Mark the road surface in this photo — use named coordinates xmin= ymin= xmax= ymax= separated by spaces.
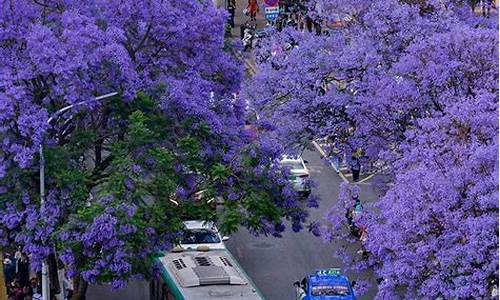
xmin=225 ymin=149 xmax=378 ymax=300
xmin=87 ymin=148 xmax=378 ymax=299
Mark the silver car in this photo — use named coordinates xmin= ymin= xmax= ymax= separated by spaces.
xmin=280 ymin=156 xmax=311 ymax=197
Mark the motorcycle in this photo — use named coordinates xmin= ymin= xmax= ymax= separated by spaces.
xmin=346 ymin=197 xmax=363 ymax=237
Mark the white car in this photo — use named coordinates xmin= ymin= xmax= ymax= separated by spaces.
xmin=179 ymin=220 xmax=229 ymax=250
xmin=280 ymin=155 xmax=311 ymax=196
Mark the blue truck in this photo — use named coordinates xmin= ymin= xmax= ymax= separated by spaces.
xmin=294 ymin=269 xmax=356 ymax=300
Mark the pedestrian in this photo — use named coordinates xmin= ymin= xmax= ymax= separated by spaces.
xmin=305 ymin=16 xmax=313 ymax=32
xmin=345 ymin=208 xmax=353 ymax=226
xmin=22 ymin=284 xmax=33 ymax=300
xmin=31 ymin=277 xmax=42 ymax=300
xmin=351 ymin=156 xmax=361 ymax=182
xmin=9 ymin=278 xmax=24 ymax=300
xmin=481 ymin=0 xmax=489 ymax=16
xmin=240 ymin=21 xmax=248 ymax=40
xmin=352 ymin=195 xmax=362 ymax=217
xmin=247 ymin=0 xmax=259 ymax=21
xmin=315 ymin=22 xmax=322 ymax=35
xmin=227 ymin=0 xmax=236 ymax=28
xmin=4 ymin=253 xmax=15 ymax=284
xmin=29 ymin=278 xmax=40 ymax=296
xmin=17 ymin=253 xmax=30 ymax=288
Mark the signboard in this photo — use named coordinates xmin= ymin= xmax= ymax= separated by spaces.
xmin=264 ymin=5 xmax=279 ymax=21
xmin=263 ymin=0 xmax=279 ymax=6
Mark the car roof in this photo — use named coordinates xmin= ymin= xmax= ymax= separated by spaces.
xmin=280 ymin=155 xmax=304 ymax=162
xmin=309 ymin=274 xmax=350 ymax=286
xmin=183 ymin=220 xmax=215 ymax=230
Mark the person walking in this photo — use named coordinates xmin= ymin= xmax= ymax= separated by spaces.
xmin=240 ymin=21 xmax=248 ymax=40
xmin=227 ymin=0 xmax=236 ymax=27
xmin=4 ymin=253 xmax=15 ymax=284
xmin=351 ymin=155 xmax=361 ymax=182
xmin=247 ymin=0 xmax=259 ymax=21
xmin=17 ymin=253 xmax=29 ymax=288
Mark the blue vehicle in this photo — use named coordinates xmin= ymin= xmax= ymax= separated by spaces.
xmin=294 ymin=268 xmax=356 ymax=300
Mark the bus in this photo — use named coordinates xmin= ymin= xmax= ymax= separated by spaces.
xmin=150 ymin=247 xmax=265 ymax=300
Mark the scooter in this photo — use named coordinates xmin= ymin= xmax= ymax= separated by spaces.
xmin=346 ymin=198 xmax=363 ymax=237
xmin=242 ymin=26 xmax=255 ymax=52
xmin=293 ymin=280 xmax=307 ymax=300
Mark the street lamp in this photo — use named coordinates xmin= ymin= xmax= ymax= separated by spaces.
xmin=39 ymin=92 xmax=118 ymax=300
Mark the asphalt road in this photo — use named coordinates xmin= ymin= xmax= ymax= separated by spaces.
xmin=86 ymin=148 xmax=378 ymax=300
xmin=225 ymin=149 xmax=378 ymax=300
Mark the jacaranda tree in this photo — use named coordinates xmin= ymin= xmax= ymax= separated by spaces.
xmin=244 ymin=0 xmax=498 ymax=298
xmin=0 ymin=0 xmax=315 ymax=298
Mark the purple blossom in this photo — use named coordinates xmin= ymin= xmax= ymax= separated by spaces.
xmin=21 ymin=192 xmax=30 ymax=204
xmin=82 ymin=269 xmax=100 ymax=284
xmin=0 ymin=0 xmax=318 ymax=292
xmin=118 ymin=224 xmax=137 ymax=235
xmin=123 ymin=177 xmax=135 ymax=191
xmin=98 ymin=195 xmax=115 ymax=206
xmin=59 ymin=249 xmax=75 ymax=266
xmin=111 ymin=279 xmax=127 ymax=290
xmin=119 ymin=204 xmax=137 ymax=218
xmin=292 ymin=222 xmax=303 ymax=233
xmin=131 ymin=164 xmax=142 ymax=175
xmin=2 ymin=208 xmax=22 ymax=229
xmin=227 ymin=192 xmax=239 ymax=201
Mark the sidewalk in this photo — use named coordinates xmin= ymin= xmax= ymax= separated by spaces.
xmin=228 ymin=0 xmax=267 ymax=76
xmin=230 ymin=0 xmax=267 ymax=38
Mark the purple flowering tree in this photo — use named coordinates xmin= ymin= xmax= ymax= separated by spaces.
xmin=0 ymin=1 xmax=315 ymax=299
xmin=245 ymin=0 xmax=498 ymax=298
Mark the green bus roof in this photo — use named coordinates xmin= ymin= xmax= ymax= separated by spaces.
xmin=155 ymin=248 xmax=265 ymax=300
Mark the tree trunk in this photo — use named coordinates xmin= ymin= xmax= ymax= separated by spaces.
xmin=71 ymin=274 xmax=88 ymax=300
xmin=0 ymin=251 xmax=7 ymax=300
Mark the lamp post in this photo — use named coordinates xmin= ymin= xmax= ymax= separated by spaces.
xmin=39 ymin=92 xmax=118 ymax=300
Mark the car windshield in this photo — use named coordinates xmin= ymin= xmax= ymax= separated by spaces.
xmin=281 ymin=160 xmax=303 ymax=170
xmin=181 ymin=229 xmax=221 ymax=244
xmin=311 ymin=285 xmax=350 ymax=296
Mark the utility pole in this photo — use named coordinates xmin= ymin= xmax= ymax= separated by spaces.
xmin=39 ymin=92 xmax=118 ymax=300
xmin=0 ymin=251 xmax=6 ymax=300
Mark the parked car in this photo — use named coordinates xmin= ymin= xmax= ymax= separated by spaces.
xmin=294 ymin=268 xmax=356 ymax=300
xmin=280 ymin=155 xmax=311 ymax=197
xmin=179 ymin=220 xmax=229 ymax=250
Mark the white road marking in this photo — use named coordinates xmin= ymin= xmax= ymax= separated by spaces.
xmin=312 ymin=141 xmax=349 ymax=183
xmin=358 ymin=173 xmax=375 ymax=183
